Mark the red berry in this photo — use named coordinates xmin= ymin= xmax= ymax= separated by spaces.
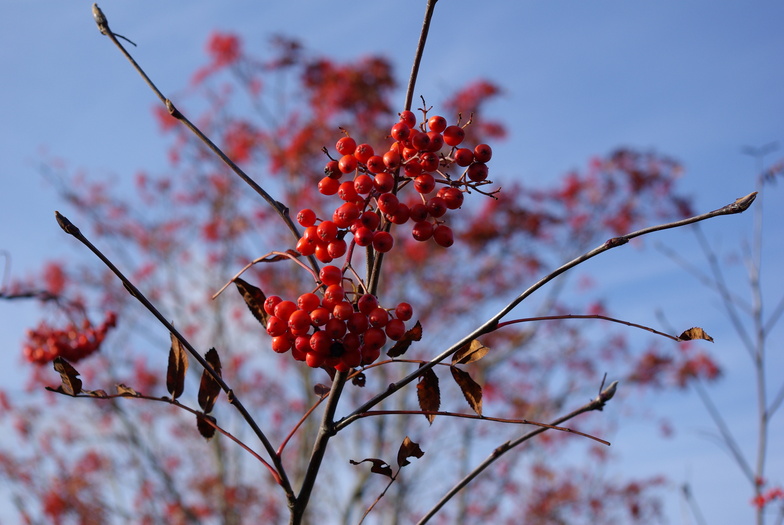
xmin=467 ymin=162 xmax=489 ymax=182
xmin=385 ymin=319 xmax=406 ymax=341
xmin=437 ymin=186 xmax=464 ymax=209
xmin=354 ymin=143 xmax=374 ymax=163
xmin=409 ymin=202 xmax=428 ymax=222
xmin=443 ymin=125 xmax=465 ymax=146
xmin=426 ymin=131 xmax=444 ymax=152
xmin=297 ymin=293 xmax=321 ymax=313
xmin=347 ymin=312 xmax=370 ymax=334
xmin=325 ymin=318 xmax=347 ymax=339
xmin=310 ymin=307 xmax=330 ymax=327
xmin=266 ymin=316 xmax=287 ymax=337
xmin=333 ymin=202 xmax=361 ymax=228
xmin=324 ymin=160 xmax=341 ymax=179
xmin=374 ymin=172 xmax=395 ymax=193
xmin=354 ymin=226 xmax=374 ymax=247
xmin=426 ymin=196 xmax=448 ymax=218
xmin=428 ymin=115 xmax=447 ymax=133
xmin=357 ymin=294 xmax=379 ymax=315
xmin=399 ymin=110 xmax=417 ymax=128
xmin=433 ymin=224 xmax=454 ymax=247
xmin=336 ymin=136 xmax=357 ymax=156
xmin=377 ymin=193 xmax=399 ymax=215
xmin=338 ymin=154 xmax=358 ymax=174
xmin=368 ymin=307 xmax=389 ymax=327
xmin=382 ymin=150 xmax=401 ymax=169
xmin=288 ymin=309 xmax=312 ymax=334
xmin=271 ymin=335 xmax=292 ymax=353
xmin=264 ymin=295 xmax=283 ymax=316
xmin=363 ymin=327 xmax=387 ymax=351
xmin=332 ymin=301 xmax=354 ymax=321
xmin=317 ymin=220 xmax=338 ymax=242
xmin=361 ymin=346 xmax=381 ymax=366
xmin=296 ymin=236 xmax=317 ymax=256
xmin=319 ymin=265 xmax=342 ymax=286
xmin=366 ymin=155 xmax=385 ymax=174
xmin=473 ymin=144 xmax=492 ymax=163
xmin=390 ymin=122 xmax=411 ymax=141
xmin=274 ymin=300 xmax=298 ymax=322
xmin=297 ymin=208 xmax=317 ymax=227
xmin=414 ymin=173 xmax=436 ymax=194
xmin=318 ymin=176 xmax=340 ymax=196
xmin=372 ymin=231 xmax=394 ymax=253
xmin=394 ymin=302 xmax=413 ymax=321
xmin=337 ymin=181 xmax=360 ymax=203
xmin=324 ymin=284 xmax=345 ymax=305
xmin=411 ymin=220 xmax=434 ymax=241
xmin=410 ymin=130 xmax=430 ymax=151
xmin=310 ymin=331 xmax=332 ymax=355
xmin=354 ymin=174 xmax=374 ymax=194
xmin=403 ymin=160 xmax=423 ymax=178
xmin=420 ymin=152 xmax=439 ymax=172
xmin=388 ymin=203 xmax=410 ymax=225
xmin=358 ymin=211 xmax=381 ymax=231
xmin=453 ymin=148 xmax=474 ymax=167
xmin=327 ymin=239 xmax=347 ymax=258
xmin=306 ymin=351 xmax=326 ymax=368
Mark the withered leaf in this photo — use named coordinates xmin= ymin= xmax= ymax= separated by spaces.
xmin=234 ymin=278 xmax=268 ymax=326
xmin=196 ymin=412 xmax=217 ymax=440
xmin=452 ymin=339 xmax=489 ymax=365
xmin=198 ymin=348 xmax=222 ymax=413
xmin=46 ymin=357 xmax=83 ymax=396
xmin=450 ymin=366 xmax=483 ymax=416
xmin=679 ymin=327 xmax=714 ymax=343
xmin=417 ymin=366 xmax=440 ymax=424
xmin=166 ymin=332 xmax=189 ymax=400
xmin=314 ymin=383 xmax=331 ymax=398
xmin=387 ymin=321 xmax=423 ymax=358
xmin=396 ymin=436 xmax=424 ymax=468
xmin=85 ymin=389 xmax=108 ymax=398
xmin=116 ymin=384 xmax=140 ymax=397
xmin=349 ymin=458 xmax=393 ymax=479
xmin=351 ymin=372 xmax=366 ymax=387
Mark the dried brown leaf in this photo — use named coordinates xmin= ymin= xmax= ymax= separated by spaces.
xmin=166 ymin=332 xmax=189 ymax=400
xmin=387 ymin=321 xmax=423 ymax=358
xmin=396 ymin=436 xmax=424 ymax=468
xmin=314 ymin=383 xmax=331 ymax=398
xmin=116 ymin=384 xmax=140 ymax=397
xmin=450 ymin=365 xmax=483 ymax=416
xmin=679 ymin=327 xmax=714 ymax=343
xmin=452 ymin=339 xmax=489 ymax=365
xmin=417 ymin=367 xmax=440 ymax=424
xmin=196 ymin=412 xmax=217 ymax=440
xmin=46 ymin=357 xmax=83 ymax=396
xmin=349 ymin=458 xmax=393 ymax=479
xmin=234 ymin=278 xmax=268 ymax=326
xmin=198 ymin=348 xmax=222 ymax=413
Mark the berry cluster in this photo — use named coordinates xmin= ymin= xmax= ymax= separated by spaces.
xmin=295 ymin=109 xmax=493 ymax=263
xmin=264 ymin=265 xmax=412 ymax=371
xmin=23 ymin=312 xmax=117 ymax=365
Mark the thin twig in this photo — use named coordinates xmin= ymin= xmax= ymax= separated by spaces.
xmin=495 ymin=313 xmax=684 ymax=342
xmin=336 ymin=193 xmax=757 ymax=430
xmin=404 ymin=0 xmax=439 ymax=112
xmin=53 ymin=211 xmax=295 ymax=502
xmin=416 ymin=380 xmax=618 ymax=524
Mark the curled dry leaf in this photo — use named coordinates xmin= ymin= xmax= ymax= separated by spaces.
xmin=116 ymin=384 xmax=140 ymax=397
xmin=387 ymin=321 xmax=422 ymax=358
xmin=450 ymin=366 xmax=483 ymax=416
xmin=679 ymin=327 xmax=714 ymax=343
xmin=417 ymin=366 xmax=440 ymax=424
xmin=234 ymin=278 xmax=268 ymax=326
xmin=166 ymin=332 xmax=189 ymax=400
xmin=452 ymin=339 xmax=489 ymax=365
xmin=196 ymin=412 xmax=217 ymax=440
xmin=46 ymin=357 xmax=83 ymax=396
xmin=314 ymin=383 xmax=331 ymax=398
xmin=348 ymin=458 xmax=393 ymax=479
xmin=396 ymin=436 xmax=424 ymax=468
xmin=198 ymin=348 xmax=222 ymax=413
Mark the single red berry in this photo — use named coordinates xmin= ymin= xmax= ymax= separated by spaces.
xmin=385 ymin=319 xmax=406 ymax=341
xmin=293 ymin=337 xmax=310 ymax=361
xmin=297 ymin=293 xmax=321 ymax=313
xmin=443 ymin=125 xmax=465 ymax=146
xmin=354 ymin=226 xmax=374 ymax=247
xmin=394 ymin=302 xmax=413 ymax=321
xmin=437 ymin=186 xmax=464 ymax=209
xmin=366 ymin=155 xmax=385 ymax=174
xmin=264 ymin=295 xmax=283 ymax=316
xmin=319 ymin=265 xmax=342 ymax=286
xmin=296 ymin=236 xmax=317 ymax=256
xmin=354 ymin=143 xmax=374 ymax=163
xmin=310 ymin=331 xmax=332 ymax=355
xmin=426 ymin=196 xmax=448 ymax=218
xmin=333 ymin=201 xmax=361 ymax=228
xmin=324 ymin=284 xmax=345 ymax=305
xmin=266 ymin=315 xmax=287 ymax=337
xmin=314 ymin=244 xmax=333 ymax=263
xmin=411 ymin=220 xmax=434 ymax=241
xmin=374 ymin=172 xmax=395 ymax=193
xmin=336 ymin=136 xmax=357 ymax=156
xmin=403 ymin=160 xmax=423 ymax=178
xmin=341 ymin=348 xmax=362 ymax=368
xmin=399 ymin=110 xmax=417 ymax=128
xmin=420 ymin=152 xmax=439 ymax=172
xmin=372 ymin=231 xmax=394 ymax=253
xmin=288 ymin=309 xmax=312 ymax=334
xmin=274 ymin=300 xmax=298 ymax=322
xmin=328 ymin=239 xmax=347 ymax=258
xmin=337 ymin=181 xmax=360 ymax=203
xmin=473 ymin=144 xmax=492 ymax=163
xmin=433 ymin=224 xmax=454 ymax=247
xmin=353 ymin=174 xmax=374 ymax=195
xmin=317 ymin=220 xmax=338 ymax=242
xmin=426 ymin=131 xmax=444 ymax=152
xmin=324 ymin=160 xmax=341 ymax=179
xmin=347 ymin=312 xmax=370 ymax=334
xmin=271 ymin=335 xmax=292 ymax=353
xmin=388 ymin=203 xmax=410 ymax=225
xmin=357 ymin=294 xmax=379 ymax=315
xmin=338 ymin=154 xmax=358 ymax=174
xmin=453 ymin=148 xmax=474 ymax=167
xmin=409 ymin=202 xmax=428 ymax=222
xmin=310 ymin=307 xmax=330 ymax=327
xmin=325 ymin=317 xmax=348 ymax=339
xmin=368 ymin=307 xmax=389 ymax=327
xmin=377 ymin=193 xmax=399 ymax=215
xmin=390 ymin=122 xmax=411 ymax=141
xmin=297 ymin=208 xmax=317 ymax=227
xmin=363 ymin=327 xmax=387 ymax=351
xmin=428 ymin=115 xmax=447 ymax=133
xmin=383 ymin=149 xmax=401 ymax=169
xmin=318 ymin=176 xmax=340 ymax=196
xmin=306 ymin=351 xmax=326 ymax=368
xmin=467 ymin=162 xmax=489 ymax=182
xmin=361 ymin=346 xmax=381 ymax=366
xmin=343 ymin=332 xmax=361 ymax=353
xmin=414 ymin=173 xmax=436 ymax=194
xmin=332 ymin=301 xmax=354 ymax=321
xmin=358 ymin=210 xmax=381 ymax=231
xmin=410 ymin=130 xmax=430 ymax=151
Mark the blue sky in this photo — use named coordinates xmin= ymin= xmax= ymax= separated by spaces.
xmin=2 ymin=1 xmax=783 ymax=523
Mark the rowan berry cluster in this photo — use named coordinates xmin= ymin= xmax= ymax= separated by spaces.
xmin=22 ymin=312 xmax=118 ymax=364
xmin=264 ymin=265 xmax=413 ymax=371
xmin=295 ymin=109 xmax=493 ymax=263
